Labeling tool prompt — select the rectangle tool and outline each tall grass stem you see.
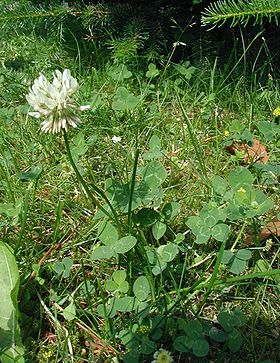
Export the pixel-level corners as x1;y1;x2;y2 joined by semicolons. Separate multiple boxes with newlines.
63;130;119;228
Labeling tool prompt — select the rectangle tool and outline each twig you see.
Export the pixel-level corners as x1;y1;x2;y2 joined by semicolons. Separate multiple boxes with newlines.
37;293;74;362
52;302;115;354
18;242;61;302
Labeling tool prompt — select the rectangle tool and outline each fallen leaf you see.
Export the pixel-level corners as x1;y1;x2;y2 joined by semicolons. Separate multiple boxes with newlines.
259;217;280;241
246;217;280;245
226;138;268;163
42;331;56;344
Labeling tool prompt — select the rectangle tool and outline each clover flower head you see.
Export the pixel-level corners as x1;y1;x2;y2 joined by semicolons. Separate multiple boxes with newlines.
273;107;280;117
112;135;122;143
26;69;90;134
152;349;173;363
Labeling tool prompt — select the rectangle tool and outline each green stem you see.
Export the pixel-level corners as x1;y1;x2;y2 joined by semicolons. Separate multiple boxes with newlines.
63;130;119;226
230;221;246;251
195;239;226;316
177;94;210;185
127;149;139;233
149;268;280;336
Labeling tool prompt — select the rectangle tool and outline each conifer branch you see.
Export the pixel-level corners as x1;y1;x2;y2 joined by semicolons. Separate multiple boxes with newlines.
202;0;280;28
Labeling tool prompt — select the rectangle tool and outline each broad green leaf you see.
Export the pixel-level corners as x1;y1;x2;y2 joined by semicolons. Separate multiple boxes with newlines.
254;259;272;275
228;167;254;190
186;320;203;339
96;299;116;318
61;257;73;278
229;119;245;134
105;178;154;213
112;87;140;111
149;134;161;151
52;257;73;278
108;271;129;293
70;131;88;158
0;107;14;123
108;64;132;81
212;223;230;242
240;128;254;144
113;236;137;254
142;160;167;188
16;165;43;181
63;300;76;321
140;337;156;354
113;297;138;312
123;350;139;363
173;336;193;352
112;270;127;285
90;246;115;260
133;208;160;226
173;62;196;80
145;247;157;265
97;220;118;246
150;188;164;208
195;226;211;244
52;261;64;276
133;276;150;302
257;120;280;141
90;93;102;109
245;195;274;218
228;328;242;352
235;249;251;261
162;202;180;221
145;63;160;78
0;198;22;221
218;311;234;332
229;258;247;274
212;176;228;195
177;318;188;333
232;309;246;327
226;203;243;221
152;221;166;240
118;281;129;293
143;134;162;160
221;250;234;265
234;187;250;205
119;329;136;346
203;214;219;228
105;280;118;291
200;206;227;225
158;243;178;262
185;215;202;235
152;260;167;275
0;241;24;363
192;339;209;357
175;233;184;244
254;163;280;177
209;327;227;342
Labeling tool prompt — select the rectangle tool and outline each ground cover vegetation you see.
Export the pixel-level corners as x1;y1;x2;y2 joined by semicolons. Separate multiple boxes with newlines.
0;0;279;362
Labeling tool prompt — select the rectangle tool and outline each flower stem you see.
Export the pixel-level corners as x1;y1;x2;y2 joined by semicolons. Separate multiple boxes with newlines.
63;130;119;226
127;148;139;233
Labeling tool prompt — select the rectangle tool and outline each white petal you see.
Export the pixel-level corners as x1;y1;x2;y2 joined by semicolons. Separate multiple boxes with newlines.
112;136;122;143
78;105;91;111
28;111;42;118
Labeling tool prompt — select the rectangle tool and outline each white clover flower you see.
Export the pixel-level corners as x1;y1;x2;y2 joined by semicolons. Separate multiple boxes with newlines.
26;69;90;134
152;349;174;363
112;135;122;143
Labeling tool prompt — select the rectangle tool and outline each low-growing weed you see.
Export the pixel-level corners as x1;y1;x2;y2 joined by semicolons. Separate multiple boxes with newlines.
0;45;279;363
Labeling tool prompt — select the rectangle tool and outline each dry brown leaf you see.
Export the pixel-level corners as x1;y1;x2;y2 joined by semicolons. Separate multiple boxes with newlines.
246;217;280;245
226;137;268;163
258;217;280;241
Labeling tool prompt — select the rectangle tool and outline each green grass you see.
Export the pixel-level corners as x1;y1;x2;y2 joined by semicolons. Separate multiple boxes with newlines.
0;22;279;363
